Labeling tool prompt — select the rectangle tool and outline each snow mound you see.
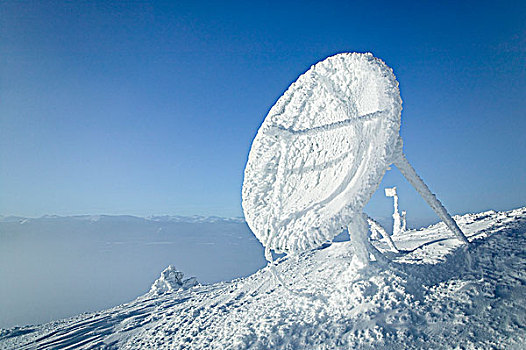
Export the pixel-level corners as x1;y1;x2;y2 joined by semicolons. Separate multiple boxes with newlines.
242;52;402;255
1;207;525;349
149;265;198;295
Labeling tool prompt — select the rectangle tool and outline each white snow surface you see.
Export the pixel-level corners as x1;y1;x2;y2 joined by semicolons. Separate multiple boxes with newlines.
242;52;402;255
2;207;525;349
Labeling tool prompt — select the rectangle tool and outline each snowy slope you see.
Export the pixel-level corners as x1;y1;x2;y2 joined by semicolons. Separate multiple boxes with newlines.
1;207;525;349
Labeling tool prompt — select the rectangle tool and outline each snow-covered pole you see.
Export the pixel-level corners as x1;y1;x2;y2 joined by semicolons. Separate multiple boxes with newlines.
348;214;371;266
349;213;389;266
367;216;399;253
385;187;402;236
393;153;469;244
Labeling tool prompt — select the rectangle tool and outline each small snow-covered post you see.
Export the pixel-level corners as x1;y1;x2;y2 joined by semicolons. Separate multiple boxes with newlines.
394;153;469;244
401;211;407;232
385;187;402;236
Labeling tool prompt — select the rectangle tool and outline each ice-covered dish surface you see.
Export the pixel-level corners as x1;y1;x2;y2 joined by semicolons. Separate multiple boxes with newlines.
242;52;402;254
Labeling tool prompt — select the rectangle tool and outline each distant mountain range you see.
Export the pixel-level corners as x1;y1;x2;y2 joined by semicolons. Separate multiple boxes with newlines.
0;214;245;224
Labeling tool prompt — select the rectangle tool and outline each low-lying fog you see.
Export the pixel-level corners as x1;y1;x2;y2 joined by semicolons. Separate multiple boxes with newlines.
0;215;266;329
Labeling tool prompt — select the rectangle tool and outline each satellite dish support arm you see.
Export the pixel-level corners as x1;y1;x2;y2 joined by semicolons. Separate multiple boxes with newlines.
393;152;469;244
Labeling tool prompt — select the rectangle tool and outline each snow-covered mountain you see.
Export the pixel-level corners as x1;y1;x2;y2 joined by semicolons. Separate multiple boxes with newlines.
1;207;525;349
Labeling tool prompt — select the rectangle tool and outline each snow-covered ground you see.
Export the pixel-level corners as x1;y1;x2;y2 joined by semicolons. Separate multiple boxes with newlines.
1;207;524;349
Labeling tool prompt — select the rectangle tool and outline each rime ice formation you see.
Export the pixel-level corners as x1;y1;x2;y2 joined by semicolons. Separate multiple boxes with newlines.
385;186;404;236
401;210;407;232
242;53;402;256
149;265;198;295
393;153;469;244
367;216;399;253
242;52;468;263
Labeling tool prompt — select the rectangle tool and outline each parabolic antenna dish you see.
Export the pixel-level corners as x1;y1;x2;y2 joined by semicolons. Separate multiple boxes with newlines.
242;53;402;255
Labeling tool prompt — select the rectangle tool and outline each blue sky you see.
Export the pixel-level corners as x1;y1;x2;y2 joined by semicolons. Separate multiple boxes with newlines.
1;0;525;224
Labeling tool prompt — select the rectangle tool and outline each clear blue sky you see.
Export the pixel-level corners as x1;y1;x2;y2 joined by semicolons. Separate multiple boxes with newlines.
1;0;525;223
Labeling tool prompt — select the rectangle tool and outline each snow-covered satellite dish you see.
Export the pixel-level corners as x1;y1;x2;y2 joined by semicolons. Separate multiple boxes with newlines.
242;52;467;260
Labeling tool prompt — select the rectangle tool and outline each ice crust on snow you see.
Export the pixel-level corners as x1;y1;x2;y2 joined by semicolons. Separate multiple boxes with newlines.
242;52;402;255
3;207;524;349
149;265;198;295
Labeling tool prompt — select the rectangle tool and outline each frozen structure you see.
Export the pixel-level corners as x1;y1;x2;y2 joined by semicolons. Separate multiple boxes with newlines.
385;187;407;236
149;265;198;295
367;216;399;253
242;52;468;267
